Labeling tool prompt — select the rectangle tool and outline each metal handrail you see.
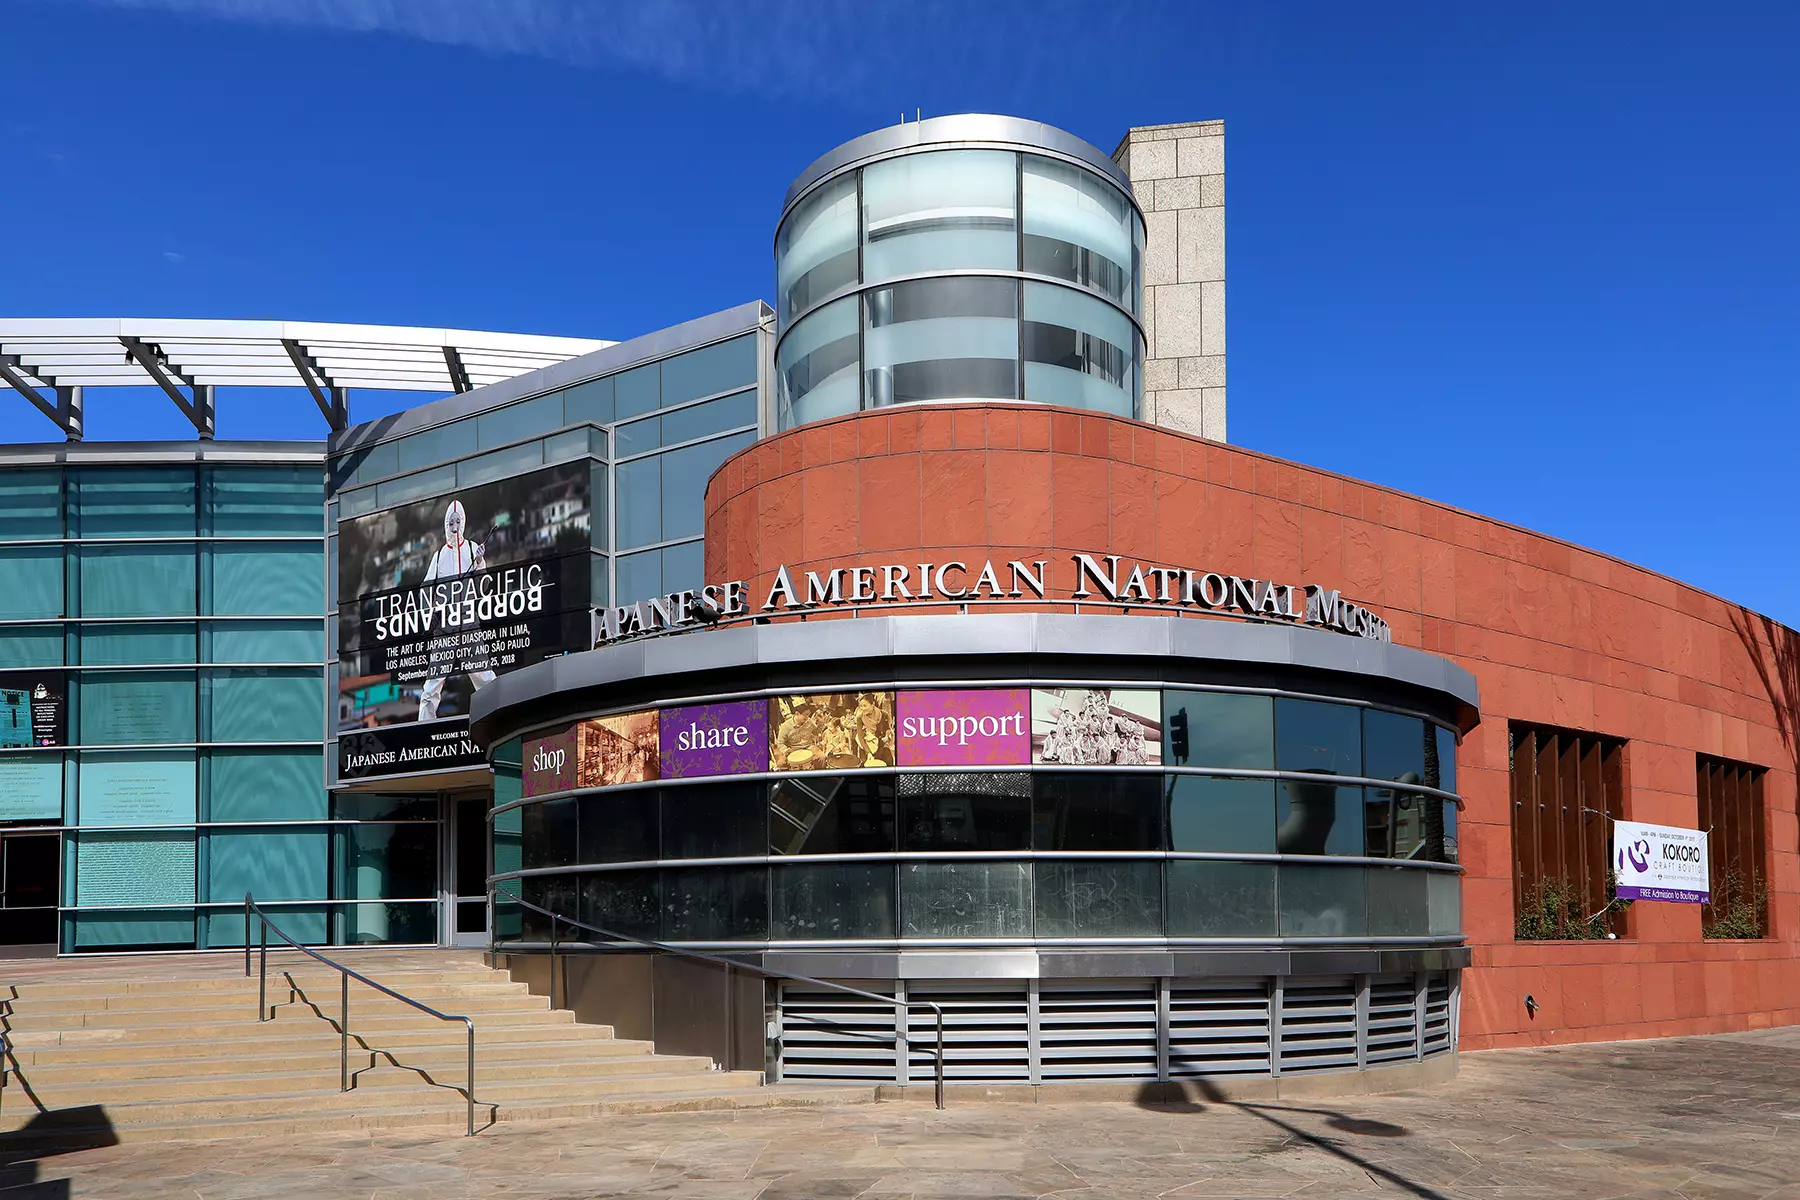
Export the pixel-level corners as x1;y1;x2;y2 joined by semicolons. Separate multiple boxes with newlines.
243;894;480;1136
501;894;946;1109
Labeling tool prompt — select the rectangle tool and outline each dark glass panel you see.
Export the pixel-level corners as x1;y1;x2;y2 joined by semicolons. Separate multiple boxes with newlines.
1363;710;1429;787
1274;698;1362;778
579;869;659;940
1277;864;1368;937
1367;866;1430;936
1276;781;1365;857
1162;690;1274;770
770;862;896;939
1032;772;1163;851
521;798;575;870
1166;776;1276;854
576;789;659;863
900;861;1031;938
769;775;895;855
899;772;1031;851
663;782;766;860
1033;860;1162;937
663;866;768;941
1166;861;1277;937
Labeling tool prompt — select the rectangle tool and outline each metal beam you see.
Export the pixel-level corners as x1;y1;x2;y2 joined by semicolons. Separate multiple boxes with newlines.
282;338;349;432
120;336;213;439
0;355;82;440
443;345;472;394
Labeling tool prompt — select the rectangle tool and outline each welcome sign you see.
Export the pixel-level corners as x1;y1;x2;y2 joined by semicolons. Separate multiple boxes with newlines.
1614;819;1710;904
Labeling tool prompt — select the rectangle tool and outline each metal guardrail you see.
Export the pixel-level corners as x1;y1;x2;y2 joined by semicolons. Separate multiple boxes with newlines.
498;894;946;1109
243;893;480;1136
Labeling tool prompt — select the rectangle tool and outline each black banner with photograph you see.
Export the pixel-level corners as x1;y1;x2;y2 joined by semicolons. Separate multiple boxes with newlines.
0;672;65;749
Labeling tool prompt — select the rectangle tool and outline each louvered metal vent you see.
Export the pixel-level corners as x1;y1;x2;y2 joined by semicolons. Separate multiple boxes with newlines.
778;988;899;1080
1422;972;1454;1055
1038;981;1159;1080
904;983;1031;1082
1277;977;1360;1073
1365;975;1420;1064
1168;979;1273;1076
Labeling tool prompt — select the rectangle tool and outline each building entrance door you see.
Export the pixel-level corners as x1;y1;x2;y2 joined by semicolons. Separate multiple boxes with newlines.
443;794;491;948
1;832;59;956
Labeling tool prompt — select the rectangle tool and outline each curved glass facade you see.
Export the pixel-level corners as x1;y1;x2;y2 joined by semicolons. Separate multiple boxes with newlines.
775;137;1146;430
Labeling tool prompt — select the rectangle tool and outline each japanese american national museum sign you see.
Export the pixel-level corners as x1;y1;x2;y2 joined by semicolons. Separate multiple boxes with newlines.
593;553;1392;646
1613;819;1711;904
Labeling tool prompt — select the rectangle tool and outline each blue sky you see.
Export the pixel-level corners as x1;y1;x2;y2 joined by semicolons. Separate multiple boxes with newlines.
4;0;1797;625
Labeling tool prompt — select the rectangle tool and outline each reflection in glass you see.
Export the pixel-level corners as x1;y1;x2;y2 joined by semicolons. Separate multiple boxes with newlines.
899;772;1031;851
1278;865;1367;936
1166;861;1276;936
901;861;1031;938
663;866;768;941
1363;710;1427;786
1275;781;1363;856
771;862;896;939
577;790;658;863
864;277;1018;406
777;298;859;427
769;775;895;855
1167;776;1276;853
1033;772;1163;851
861;149;1017;281
1366;866;1429;936
777;174;859;322
1434;726;1457;794
579;869;659;939
1022;282;1136;417
1275;698;1363;778
1034;860;1161;937
1163;691;1273;770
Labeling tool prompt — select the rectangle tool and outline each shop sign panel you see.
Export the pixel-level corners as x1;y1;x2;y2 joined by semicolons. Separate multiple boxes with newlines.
522;724;579;797
0;670;65;749
896;689;1030;766
660;701;768;778
1614;819;1710;903
1030;687;1163;765
769;692;895;771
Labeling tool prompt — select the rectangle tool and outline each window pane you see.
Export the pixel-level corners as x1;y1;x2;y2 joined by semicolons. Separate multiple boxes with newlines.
477;393;563;449
769;775;895;854
1034;860;1161;937
71;908;195;949
1274;698;1363;778
78;546;195;617
375;464;457;510
77;750;197;824
1367;866;1429;936
0;755;63;821
563;376;615;426
0;470;62;541
1022;154;1135;308
395;420;476;472
1278;864;1367;936
778;174;859;323
662;335;758;408
209;619;324;664
660;541;703;596
865;277;1018;406
542;427;586;464
662;781;765;859
79;673;196;745
615;549;661;605
203;669;323;742
208;827;327;903
1363;710;1428;786
344;441;397;487
74;830;196;905
1163;691;1273;770
1032;772;1162;851
335;823;438;899
615;363;660;419
899;772;1030;851
660;434;753;542
206;467;323;536
1166;861;1277;936
207;747;325;821
1023;282;1135;417
1427;870;1461;935
862;149;1017;280
0;547;63;619
208;543;322;616
338;486;379;518
776;297;859;429
1276;781;1364;856
663;866;768;940
615;415;661;458
576;789;659;863
661;390;756;446
1167;775;1275;853
902;861;1031;938
71;469;195;537
579;868;660;939
1434;727;1457;794
331;793;438;821
771;862;895;939
522;798;577;869
615;456;660;549
78;623;196;666
0;626;64;667
457;440;544;487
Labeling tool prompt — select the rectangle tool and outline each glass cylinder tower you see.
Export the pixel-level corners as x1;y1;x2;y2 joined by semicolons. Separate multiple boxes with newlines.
774;115;1146;431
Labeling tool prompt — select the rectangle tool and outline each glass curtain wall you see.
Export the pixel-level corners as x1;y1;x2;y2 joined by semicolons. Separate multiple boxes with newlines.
776;149;1145;429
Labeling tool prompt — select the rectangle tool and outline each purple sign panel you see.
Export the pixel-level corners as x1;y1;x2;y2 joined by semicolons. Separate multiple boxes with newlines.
522;723;578;797
896;689;1031;767
659;701;769;779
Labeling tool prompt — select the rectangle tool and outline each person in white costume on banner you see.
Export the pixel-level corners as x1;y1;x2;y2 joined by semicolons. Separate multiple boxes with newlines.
417;499;497;720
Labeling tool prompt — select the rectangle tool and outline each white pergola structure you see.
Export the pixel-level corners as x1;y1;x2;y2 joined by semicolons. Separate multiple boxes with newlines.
0;318;613;440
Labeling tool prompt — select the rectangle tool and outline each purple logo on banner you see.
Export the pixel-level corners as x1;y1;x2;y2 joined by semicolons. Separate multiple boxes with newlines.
897;689;1030;766
659;701;769;779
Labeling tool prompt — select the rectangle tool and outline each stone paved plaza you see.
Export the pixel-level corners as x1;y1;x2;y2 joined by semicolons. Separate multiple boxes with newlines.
8;1027;1800;1199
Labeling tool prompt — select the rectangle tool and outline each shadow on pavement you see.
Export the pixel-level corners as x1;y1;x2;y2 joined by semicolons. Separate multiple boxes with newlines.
1134;1080;1442;1198
0;1104;121;1199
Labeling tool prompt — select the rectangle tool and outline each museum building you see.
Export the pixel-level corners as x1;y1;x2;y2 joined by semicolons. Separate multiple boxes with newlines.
1;116;1795;1092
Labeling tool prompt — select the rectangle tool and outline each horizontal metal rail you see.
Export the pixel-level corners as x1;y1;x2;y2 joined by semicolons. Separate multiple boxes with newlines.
243;893;479;1136
503;894;945;1109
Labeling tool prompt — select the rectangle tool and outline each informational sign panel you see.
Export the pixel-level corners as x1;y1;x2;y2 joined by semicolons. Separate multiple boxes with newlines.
338;721;486;781
1030;687;1162;765
335;459;592;780
0;755;62;822
0;671;65;749
1614;819;1710;904
769;692;895;771
76;753;198;826
896;689;1030;766
660;701;769;779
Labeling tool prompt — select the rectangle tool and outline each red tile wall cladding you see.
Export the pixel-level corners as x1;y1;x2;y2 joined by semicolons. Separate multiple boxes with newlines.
704;402;1800;1050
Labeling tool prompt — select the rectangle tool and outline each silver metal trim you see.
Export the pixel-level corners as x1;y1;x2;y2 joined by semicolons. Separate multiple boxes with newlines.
493;851;1463;875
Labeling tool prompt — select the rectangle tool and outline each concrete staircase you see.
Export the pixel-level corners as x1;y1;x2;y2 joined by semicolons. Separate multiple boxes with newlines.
0;950;871;1142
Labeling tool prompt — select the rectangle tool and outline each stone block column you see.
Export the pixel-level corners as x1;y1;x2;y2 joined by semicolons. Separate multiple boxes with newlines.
1112;120;1225;441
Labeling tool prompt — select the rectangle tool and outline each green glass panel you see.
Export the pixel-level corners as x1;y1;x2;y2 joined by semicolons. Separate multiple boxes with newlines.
1163;690;1273;769
1166;860;1277;936
0;754;62;821
200;905;327;948
208;543;323;616
78;672;196;744
78;624;196;666
0;626;65;667
207;827;328;903
77;545;196;617
203;669;323;743
615;362;660;418
71;909;196;949
205;466;324;536
477;393;562;449
70;468;195;537
334;823;438;900
562;376;614;426
0;470;63;540
206;747;326;821
661;335;758;408
0;547;65;618
74;830;196;905
208;619;324;664
77;751;198;825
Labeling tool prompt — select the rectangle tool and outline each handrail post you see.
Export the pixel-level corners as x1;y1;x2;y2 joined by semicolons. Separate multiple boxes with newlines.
243;894;252;977
549;915;560;1012
340;973;349;1091
465;1019;476;1137
257;917;268;1021
934;1004;945;1111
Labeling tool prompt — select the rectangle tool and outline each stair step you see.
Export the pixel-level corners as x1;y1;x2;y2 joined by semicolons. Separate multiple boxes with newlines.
6;1019;616;1060
11;1036;655;1079
4;994;549;1027
4;1008;578;1043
